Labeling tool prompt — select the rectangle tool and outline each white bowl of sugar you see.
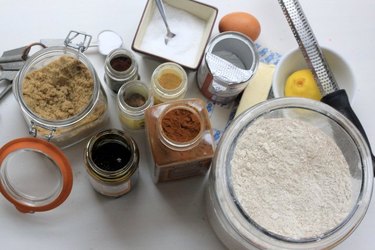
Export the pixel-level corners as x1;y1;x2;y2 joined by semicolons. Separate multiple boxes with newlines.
132;0;218;70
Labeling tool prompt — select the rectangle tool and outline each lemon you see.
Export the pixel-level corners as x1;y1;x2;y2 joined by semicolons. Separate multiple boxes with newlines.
284;69;321;100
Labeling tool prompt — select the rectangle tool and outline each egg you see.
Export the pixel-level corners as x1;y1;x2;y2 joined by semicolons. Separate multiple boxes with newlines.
219;12;261;41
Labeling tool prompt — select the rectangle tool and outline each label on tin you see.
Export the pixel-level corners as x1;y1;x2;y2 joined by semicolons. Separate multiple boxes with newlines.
206;52;253;84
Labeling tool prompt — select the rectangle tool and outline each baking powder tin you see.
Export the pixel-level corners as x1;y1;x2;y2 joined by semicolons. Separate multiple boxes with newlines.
197;32;259;104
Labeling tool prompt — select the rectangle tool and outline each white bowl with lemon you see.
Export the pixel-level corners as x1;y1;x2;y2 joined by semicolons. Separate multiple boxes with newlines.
272;47;355;101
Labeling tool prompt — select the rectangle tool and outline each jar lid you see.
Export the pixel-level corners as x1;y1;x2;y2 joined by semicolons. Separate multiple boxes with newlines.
0;137;73;213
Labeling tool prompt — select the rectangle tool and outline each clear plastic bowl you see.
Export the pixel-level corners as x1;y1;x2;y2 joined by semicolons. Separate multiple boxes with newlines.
207;97;373;249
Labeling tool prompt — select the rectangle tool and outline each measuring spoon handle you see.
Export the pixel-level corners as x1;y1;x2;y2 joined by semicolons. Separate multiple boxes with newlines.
155;0;171;30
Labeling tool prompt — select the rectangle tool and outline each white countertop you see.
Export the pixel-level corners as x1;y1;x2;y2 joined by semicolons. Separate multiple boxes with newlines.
0;0;374;249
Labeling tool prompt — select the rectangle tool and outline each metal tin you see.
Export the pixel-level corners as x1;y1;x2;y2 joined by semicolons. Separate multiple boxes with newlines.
197;32;259;104
84;129;139;197
104;48;139;93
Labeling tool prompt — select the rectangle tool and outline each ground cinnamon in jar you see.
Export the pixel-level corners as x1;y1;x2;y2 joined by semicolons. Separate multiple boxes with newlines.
144;98;215;183
161;108;201;142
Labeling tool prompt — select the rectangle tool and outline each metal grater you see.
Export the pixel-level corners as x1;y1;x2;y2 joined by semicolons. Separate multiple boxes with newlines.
279;0;375;168
278;0;339;96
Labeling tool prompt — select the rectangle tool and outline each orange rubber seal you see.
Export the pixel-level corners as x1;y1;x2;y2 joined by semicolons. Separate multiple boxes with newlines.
0;137;73;213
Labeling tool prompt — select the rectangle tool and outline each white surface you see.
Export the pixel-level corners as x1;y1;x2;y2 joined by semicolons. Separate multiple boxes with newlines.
0;0;374;249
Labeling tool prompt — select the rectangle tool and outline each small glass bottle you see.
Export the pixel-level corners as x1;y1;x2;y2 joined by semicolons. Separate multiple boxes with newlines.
84;129;139;197
104;48;139;93
117;80;153;130
151;62;188;104
144;98;215;183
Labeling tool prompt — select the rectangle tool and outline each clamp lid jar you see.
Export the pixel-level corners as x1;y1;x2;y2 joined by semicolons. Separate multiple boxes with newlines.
144;98;215;183
0;137;73;213
13;33;108;148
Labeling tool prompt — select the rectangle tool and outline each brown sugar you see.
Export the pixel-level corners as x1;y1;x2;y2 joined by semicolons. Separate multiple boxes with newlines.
22;56;94;120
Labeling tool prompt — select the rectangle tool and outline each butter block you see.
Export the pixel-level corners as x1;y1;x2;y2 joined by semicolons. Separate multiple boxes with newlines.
235;63;275;117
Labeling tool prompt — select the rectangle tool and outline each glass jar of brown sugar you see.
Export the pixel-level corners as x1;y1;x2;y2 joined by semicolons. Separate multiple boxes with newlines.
144;98;215;183
104;48;139;93
151;62;188;104
13;46;109;149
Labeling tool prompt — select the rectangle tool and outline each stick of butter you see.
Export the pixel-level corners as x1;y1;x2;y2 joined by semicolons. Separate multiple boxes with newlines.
235;62;275;117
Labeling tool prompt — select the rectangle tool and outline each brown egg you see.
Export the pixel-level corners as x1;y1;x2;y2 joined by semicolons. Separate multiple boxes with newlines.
219;12;261;41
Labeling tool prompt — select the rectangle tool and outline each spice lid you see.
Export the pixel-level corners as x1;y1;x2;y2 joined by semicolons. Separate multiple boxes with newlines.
0;138;73;213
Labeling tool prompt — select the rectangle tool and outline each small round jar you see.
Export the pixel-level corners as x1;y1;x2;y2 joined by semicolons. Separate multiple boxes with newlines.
144;98;215;183
104;48;139;93
13;46;109;148
151;62;188;104
84;129;139;197
117;80;153;130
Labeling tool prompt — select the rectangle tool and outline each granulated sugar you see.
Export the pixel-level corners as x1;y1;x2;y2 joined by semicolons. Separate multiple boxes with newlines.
231;118;352;239
140;3;205;67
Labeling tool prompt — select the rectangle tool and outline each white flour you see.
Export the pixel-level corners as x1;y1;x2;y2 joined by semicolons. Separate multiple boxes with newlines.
231;118;352;239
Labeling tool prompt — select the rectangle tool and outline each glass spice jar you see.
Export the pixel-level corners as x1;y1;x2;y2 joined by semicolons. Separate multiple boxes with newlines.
144;98;215;183
117;80;153;130
104;48;139;93
13;46;109;149
84;129;140;197
151;62;188;104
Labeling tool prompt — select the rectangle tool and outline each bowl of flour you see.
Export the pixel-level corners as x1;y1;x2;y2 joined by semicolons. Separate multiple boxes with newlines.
206;97;373;250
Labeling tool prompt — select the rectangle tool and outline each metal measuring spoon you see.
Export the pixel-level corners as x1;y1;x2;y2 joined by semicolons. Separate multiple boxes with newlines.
155;0;176;45
40;30;123;55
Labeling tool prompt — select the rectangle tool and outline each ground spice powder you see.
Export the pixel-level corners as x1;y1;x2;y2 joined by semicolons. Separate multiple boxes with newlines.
144;99;215;182
110;56;132;72
161;108;201;142
22;56;94;120
124;93;146;107
158;72;182;90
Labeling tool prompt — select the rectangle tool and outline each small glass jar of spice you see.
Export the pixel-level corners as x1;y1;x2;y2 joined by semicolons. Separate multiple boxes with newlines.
104;48;139;93
144;98;215;183
151;62;188;104
117;80;153;130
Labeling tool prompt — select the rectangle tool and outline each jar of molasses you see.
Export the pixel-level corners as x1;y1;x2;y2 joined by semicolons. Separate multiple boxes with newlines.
117;80;153;130
151;62;188;104
104;48;139;93
84;129;139;197
144;98;215;183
